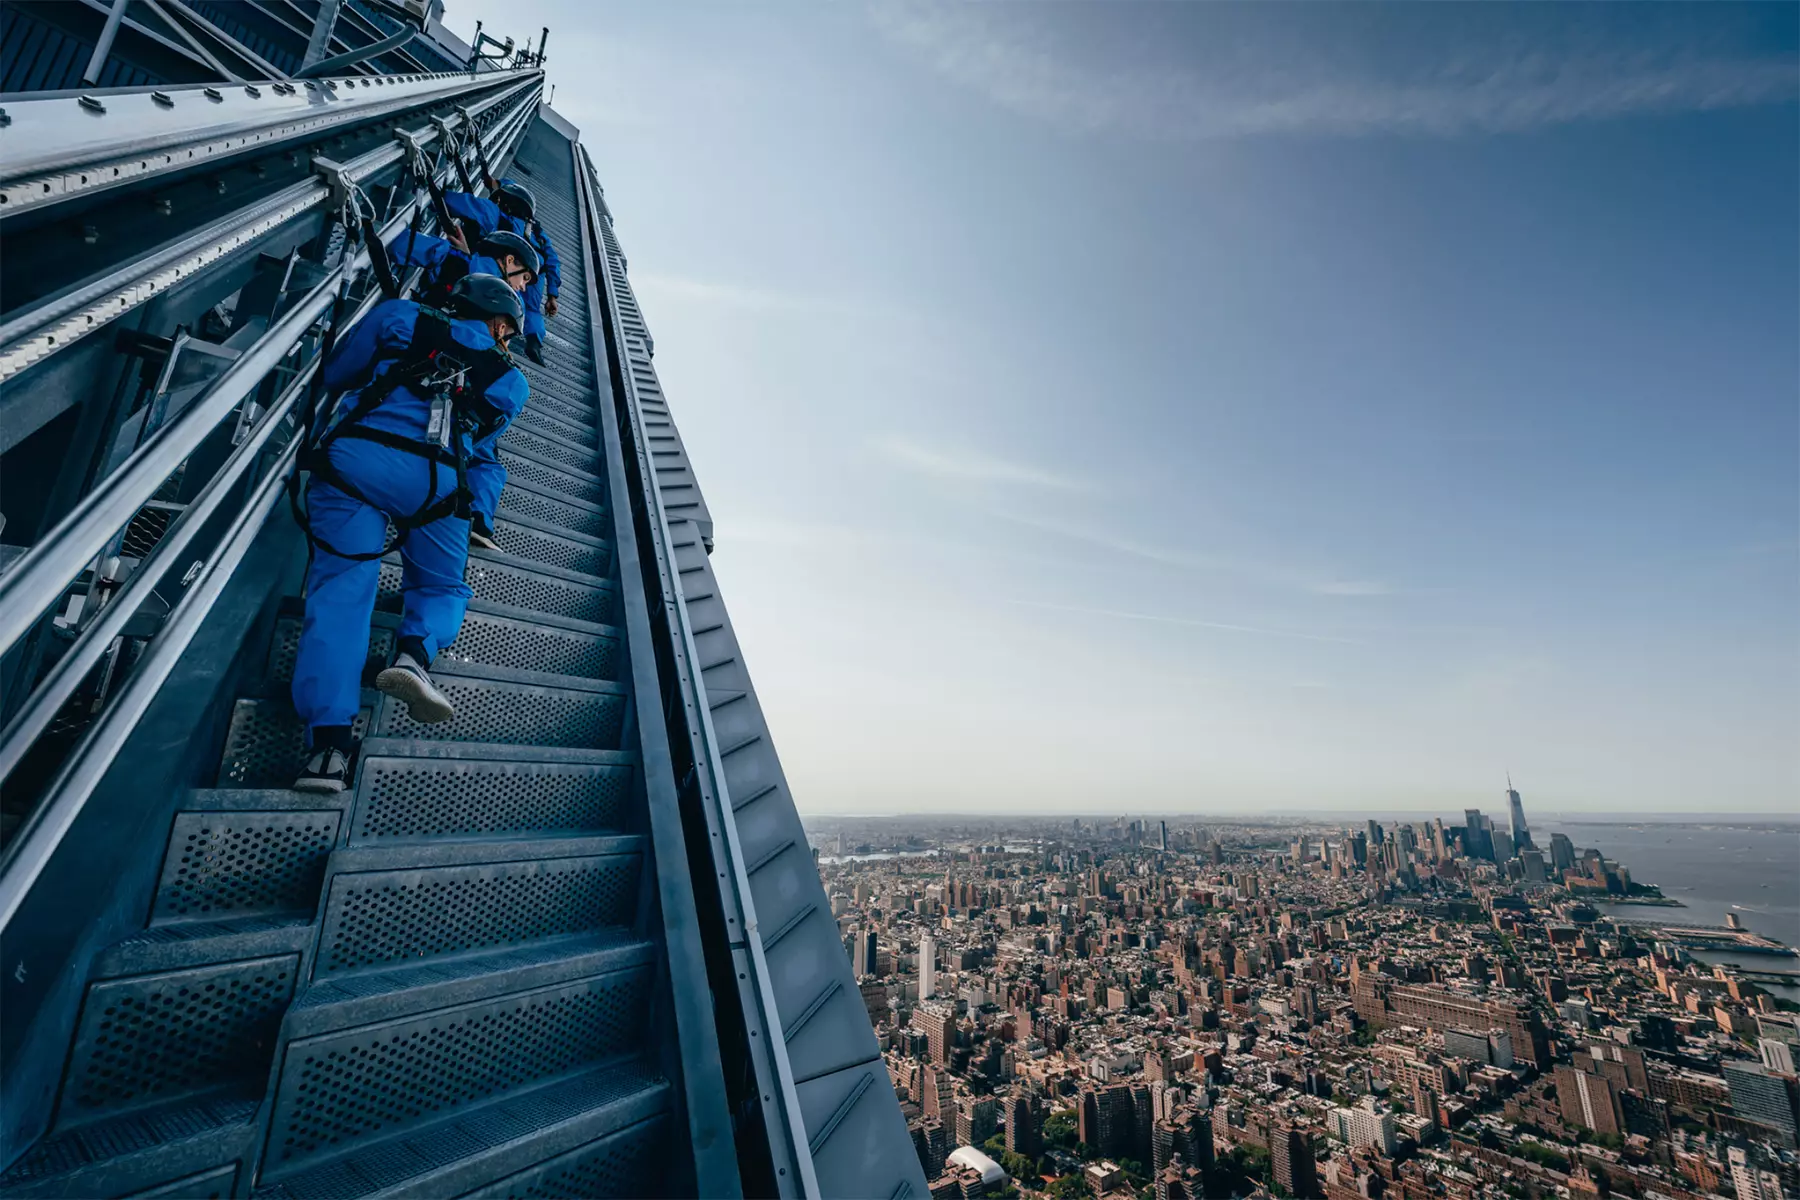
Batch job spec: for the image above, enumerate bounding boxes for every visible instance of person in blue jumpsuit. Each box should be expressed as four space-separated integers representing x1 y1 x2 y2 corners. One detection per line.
445 180 561 364
291 275 529 793
386 227 539 550
386 226 540 312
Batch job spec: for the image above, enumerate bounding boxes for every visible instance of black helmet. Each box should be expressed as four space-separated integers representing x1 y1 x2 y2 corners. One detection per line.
493 179 535 220
447 273 524 334
476 229 540 279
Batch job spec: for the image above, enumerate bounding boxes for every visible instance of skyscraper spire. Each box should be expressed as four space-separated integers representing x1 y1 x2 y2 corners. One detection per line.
1506 777 1532 851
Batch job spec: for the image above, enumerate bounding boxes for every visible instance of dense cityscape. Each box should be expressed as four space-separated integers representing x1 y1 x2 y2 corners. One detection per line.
810 791 1800 1200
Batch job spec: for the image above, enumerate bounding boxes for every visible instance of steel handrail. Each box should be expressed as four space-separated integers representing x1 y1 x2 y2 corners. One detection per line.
0 72 541 380
576 146 820 1198
0 68 540 211
0 437 299 930
0 80 539 659
0 82 539 925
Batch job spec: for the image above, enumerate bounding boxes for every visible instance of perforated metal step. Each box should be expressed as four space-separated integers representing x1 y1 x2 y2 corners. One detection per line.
218 697 375 790
0 1095 258 1200
496 449 604 504
254 1061 669 1200
487 519 611 577
311 835 644 979
368 673 627 750
349 743 637 843
54 955 297 1130
496 485 609 540
380 549 618 627
150 791 344 925
260 968 659 1180
500 425 599 475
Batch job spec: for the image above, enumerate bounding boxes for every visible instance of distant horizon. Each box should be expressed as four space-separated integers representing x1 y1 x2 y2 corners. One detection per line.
797 808 1800 826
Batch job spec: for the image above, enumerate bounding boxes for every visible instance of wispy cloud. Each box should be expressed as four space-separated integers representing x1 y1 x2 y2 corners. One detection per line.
878 436 1091 492
870 4 1799 140
1006 598 1363 645
1312 580 1393 597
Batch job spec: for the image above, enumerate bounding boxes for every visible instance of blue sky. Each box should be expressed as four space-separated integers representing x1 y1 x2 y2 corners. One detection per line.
462 2 1798 815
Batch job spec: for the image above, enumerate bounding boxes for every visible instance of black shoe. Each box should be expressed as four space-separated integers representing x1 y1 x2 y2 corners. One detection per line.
470 512 500 551
375 651 455 723
523 334 545 365
294 727 356 793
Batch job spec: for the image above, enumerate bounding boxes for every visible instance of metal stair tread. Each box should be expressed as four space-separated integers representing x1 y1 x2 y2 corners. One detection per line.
251 1060 669 1200
354 738 640 768
322 831 644 873
284 929 656 1029
426 654 626 693
497 472 608 517
384 543 611 590
0 1092 259 1196
96 914 315 976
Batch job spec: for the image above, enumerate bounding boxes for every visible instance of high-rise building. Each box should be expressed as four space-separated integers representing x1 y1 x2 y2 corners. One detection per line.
1158 820 1169 852
1730 1145 1787 1200
1506 781 1532 850
1078 1084 1136 1160
920 934 937 1000
1549 832 1576 873
1344 1095 1395 1153
1367 819 1383 847
1153 1108 1213 1176
1004 1089 1042 1159
917 1004 957 1067
1555 1065 1624 1136
1762 1038 1798 1076
1269 1119 1317 1198
1462 810 1495 861
1724 1061 1799 1145
852 928 879 977
954 1094 998 1149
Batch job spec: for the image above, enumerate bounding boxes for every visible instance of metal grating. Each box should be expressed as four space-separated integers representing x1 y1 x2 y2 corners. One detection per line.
490 523 610 577
517 391 597 432
314 852 641 975
218 700 372 789
127 1164 238 1198
501 426 598 473
380 555 616 625
371 677 625 749
498 488 608 538
352 758 633 841
266 621 394 688
498 450 603 502
470 1116 665 1199
265 972 652 1169
515 408 598 449
56 957 297 1126
440 612 618 680
120 505 178 561
152 810 342 922
0 1097 258 1188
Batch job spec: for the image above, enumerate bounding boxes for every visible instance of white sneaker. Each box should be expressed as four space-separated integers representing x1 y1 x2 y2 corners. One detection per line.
375 652 455 723
294 746 352 793
470 528 500 551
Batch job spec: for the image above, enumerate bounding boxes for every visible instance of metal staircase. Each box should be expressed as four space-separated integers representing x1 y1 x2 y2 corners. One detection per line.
0 17 924 1200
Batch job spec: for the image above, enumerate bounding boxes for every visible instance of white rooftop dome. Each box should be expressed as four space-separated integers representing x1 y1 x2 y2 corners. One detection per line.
947 1146 1007 1186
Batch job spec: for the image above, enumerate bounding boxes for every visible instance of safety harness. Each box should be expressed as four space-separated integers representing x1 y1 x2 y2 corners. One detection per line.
290 308 515 562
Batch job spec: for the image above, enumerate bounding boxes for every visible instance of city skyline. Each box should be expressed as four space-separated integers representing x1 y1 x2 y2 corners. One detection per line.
461 0 1800 816
820 794 1800 1198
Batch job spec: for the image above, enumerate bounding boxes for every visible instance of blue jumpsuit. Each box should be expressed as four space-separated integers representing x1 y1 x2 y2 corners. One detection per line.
292 299 528 738
445 184 561 340
384 232 517 527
